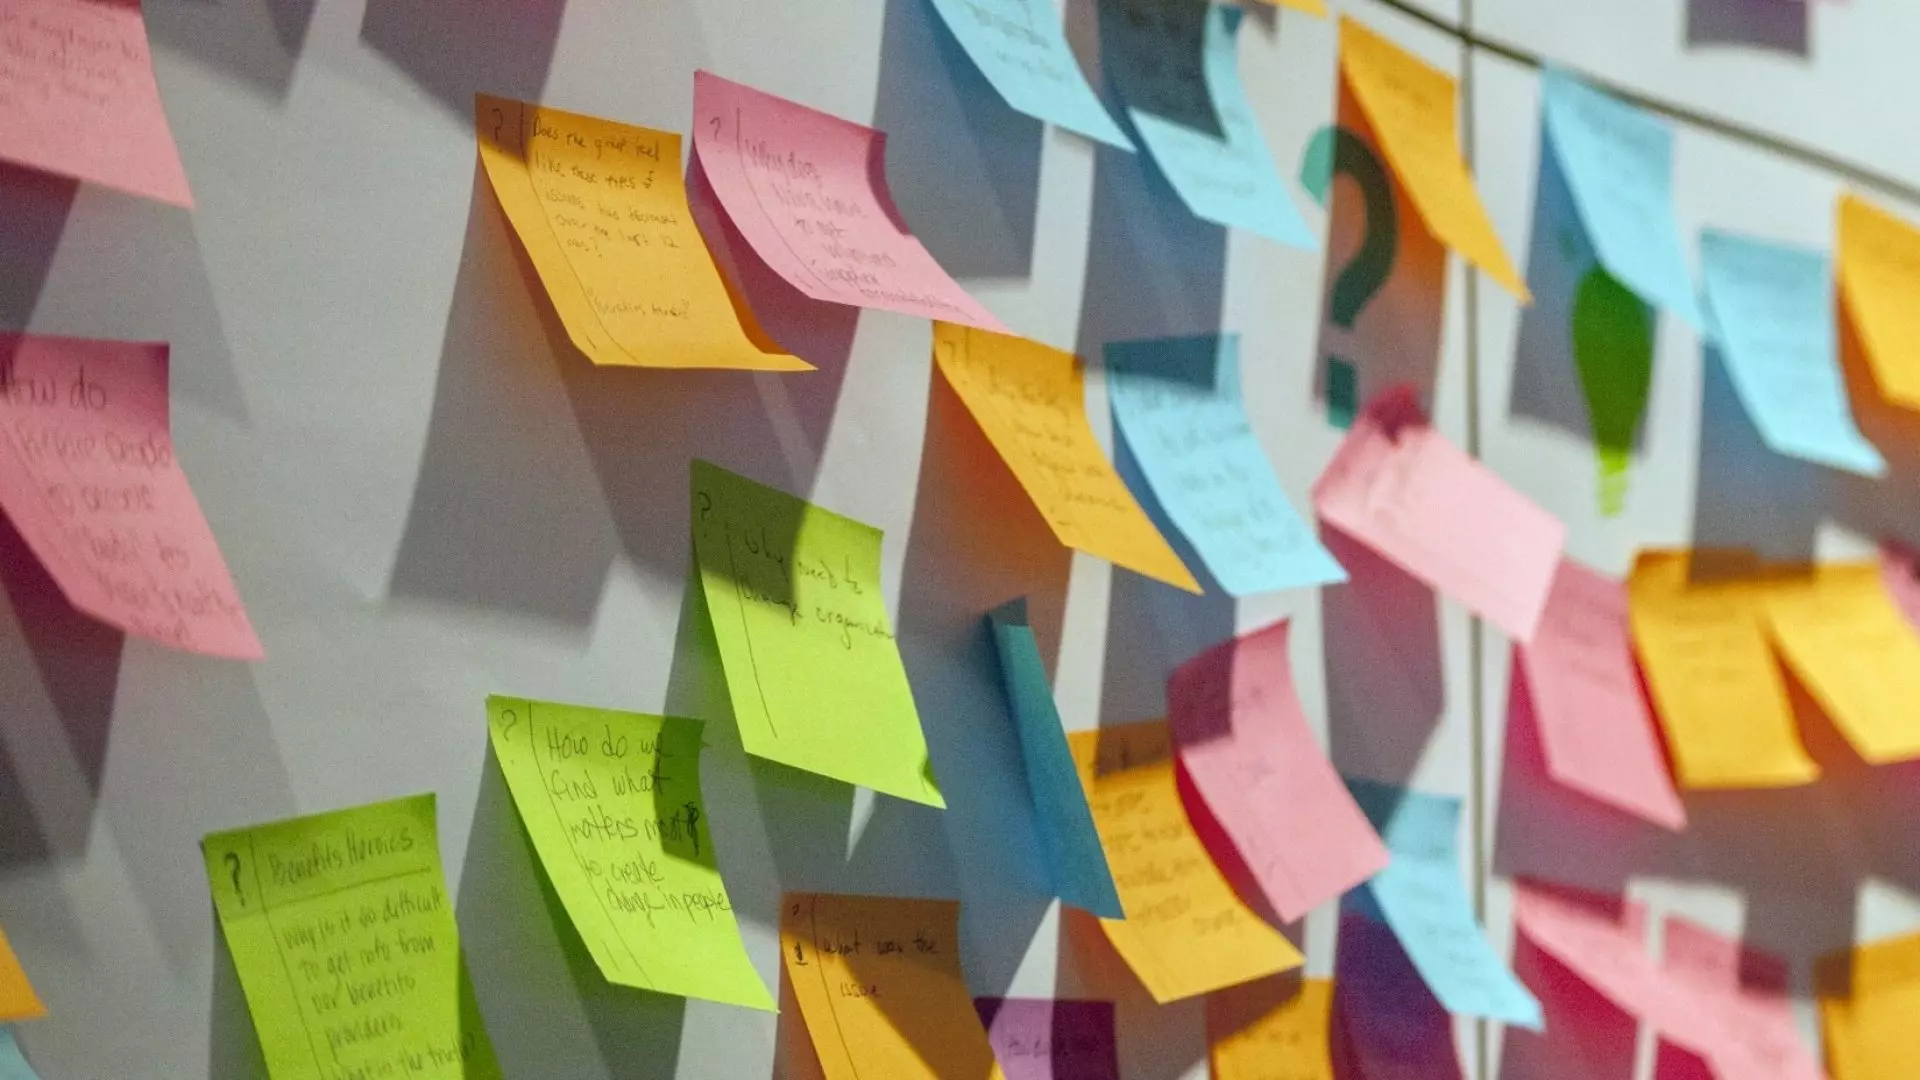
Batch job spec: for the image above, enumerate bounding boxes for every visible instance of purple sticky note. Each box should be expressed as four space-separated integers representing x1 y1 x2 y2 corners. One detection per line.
973 997 1120 1080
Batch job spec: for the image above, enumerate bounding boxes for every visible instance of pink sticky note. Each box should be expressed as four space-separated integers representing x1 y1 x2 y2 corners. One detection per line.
1513 881 1664 1020
1655 919 1826 1080
691 70 1004 331
0 0 192 206
1169 619 1388 922
1504 897 1643 1080
0 334 259 658
1516 559 1685 831
1312 386 1565 643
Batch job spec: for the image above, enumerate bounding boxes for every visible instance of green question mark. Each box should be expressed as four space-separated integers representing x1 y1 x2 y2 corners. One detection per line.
1301 125 1398 428
1571 265 1653 516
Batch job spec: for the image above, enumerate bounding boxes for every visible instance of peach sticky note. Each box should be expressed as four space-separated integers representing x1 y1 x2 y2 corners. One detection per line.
1313 386 1566 643
1838 194 1920 411
0 334 260 658
0 925 45 1023
780 892 1006 1080
1819 930 1920 1080
1169 620 1387 922
932 322 1200 592
691 71 1004 332
475 95 806 371
1337 17 1526 300
0 0 191 205
1627 550 1814 789
1207 975 1336 1080
1764 561 1920 765
1068 720 1304 1003
1517 558 1686 830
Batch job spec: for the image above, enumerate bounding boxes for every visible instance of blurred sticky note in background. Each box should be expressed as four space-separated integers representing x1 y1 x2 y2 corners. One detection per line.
690 71 1005 332
781 893 1005 1080
1512 881 1662 1020
987 602 1123 918
1658 918 1826 1080
1206 976 1336 1080
0 334 261 659
932 324 1200 592
1838 194 1920 412
1819 931 1920 1080
474 96 806 371
1879 541 1920 629
0 1030 36 1080
1105 334 1345 595
974 997 1119 1080
1169 620 1387 922
1068 721 1304 1002
690 460 943 806
925 0 1131 150
0 0 191 205
1344 780 1543 1029
484 696 772 1009
1267 0 1329 13
1337 17 1527 300
1517 558 1686 829
201 795 503 1080
0 929 42 1023
1540 68 1702 328
1700 229 1885 477
1333 912 1466 1080
1764 562 1920 764
1313 386 1566 643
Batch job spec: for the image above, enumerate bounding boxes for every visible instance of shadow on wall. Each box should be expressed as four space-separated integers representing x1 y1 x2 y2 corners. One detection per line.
1684 0 1811 57
1320 528 1444 788
360 0 565 118
1690 345 1826 562
0 164 76 330
147 0 317 103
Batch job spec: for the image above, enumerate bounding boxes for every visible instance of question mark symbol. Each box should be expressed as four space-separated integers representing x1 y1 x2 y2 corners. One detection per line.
708 116 722 142
1570 265 1653 517
1301 125 1399 428
224 851 245 907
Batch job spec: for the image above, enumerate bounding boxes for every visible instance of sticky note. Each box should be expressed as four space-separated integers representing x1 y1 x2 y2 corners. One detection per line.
1337 17 1527 300
987 601 1122 918
931 323 1199 592
690 460 942 805
1266 0 1328 14
1540 68 1702 327
1627 549 1816 788
1169 620 1386 922
1819 931 1920 1080
1700 229 1885 477
690 71 1004 332
1312 386 1566 643
0 928 42 1023
201 795 502 1080
1334 912 1466 1080
1505 891 1643 1080
1764 562 1920 764
474 95 806 372
484 695 771 1009
1206 976 1336 1080
1512 881 1662 1019
0 1030 36 1080
1879 542 1920 630
925 0 1131 150
0 334 261 659
1068 720 1302 1002
1517 558 1686 830
1838 194 1920 412
780 893 1005 1080
1658 918 1825 1080
974 997 1119 1080
0 0 191 205
1344 780 1542 1029
1105 334 1345 596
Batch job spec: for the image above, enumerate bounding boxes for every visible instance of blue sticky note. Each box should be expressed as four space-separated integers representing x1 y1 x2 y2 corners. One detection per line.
926 0 1134 150
1343 779 1544 1031
1541 68 1703 329
0 1031 38 1080
1105 334 1345 595
988 601 1124 919
1699 230 1886 478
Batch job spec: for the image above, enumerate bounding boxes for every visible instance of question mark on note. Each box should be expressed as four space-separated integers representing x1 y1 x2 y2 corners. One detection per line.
709 116 722 141
1301 125 1398 429
224 852 245 907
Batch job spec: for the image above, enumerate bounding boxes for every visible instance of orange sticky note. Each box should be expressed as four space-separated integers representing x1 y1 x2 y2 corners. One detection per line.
780 893 1005 1080
1764 561 1920 765
1627 550 1815 789
0 925 44 1022
1337 17 1527 301
1819 931 1920 1080
1268 0 1328 14
475 95 806 371
1207 975 1336 1079
1838 194 1920 411
1068 720 1303 1002
932 323 1200 592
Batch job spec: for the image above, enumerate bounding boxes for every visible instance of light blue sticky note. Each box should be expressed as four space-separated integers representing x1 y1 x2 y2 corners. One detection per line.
1343 779 1544 1031
1105 334 1345 595
1542 68 1703 329
0 1031 39 1080
1699 230 1886 478
926 0 1134 150
988 601 1124 919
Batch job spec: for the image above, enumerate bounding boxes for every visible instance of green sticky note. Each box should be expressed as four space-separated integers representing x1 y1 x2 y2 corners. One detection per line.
690 460 943 807
485 695 773 1010
201 794 502 1080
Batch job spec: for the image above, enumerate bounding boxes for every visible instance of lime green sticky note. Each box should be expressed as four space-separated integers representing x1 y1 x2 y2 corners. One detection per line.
200 794 502 1080
690 460 944 807
484 695 773 1010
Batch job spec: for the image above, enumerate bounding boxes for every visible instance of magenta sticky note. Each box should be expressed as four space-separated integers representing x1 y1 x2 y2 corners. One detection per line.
1312 386 1566 643
0 334 259 658
1507 883 1650 1080
973 997 1119 1080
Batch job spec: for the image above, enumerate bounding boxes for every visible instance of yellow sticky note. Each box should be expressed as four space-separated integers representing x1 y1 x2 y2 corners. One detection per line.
1627 550 1816 789
1337 18 1528 301
1838 194 1920 411
780 892 1006 1080
0 925 44 1023
1819 931 1920 1079
475 94 807 371
931 323 1201 593
1208 975 1335 1080
484 696 772 1009
690 460 944 807
1068 720 1303 1002
1263 0 1328 14
201 795 502 1080
1764 563 1920 765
